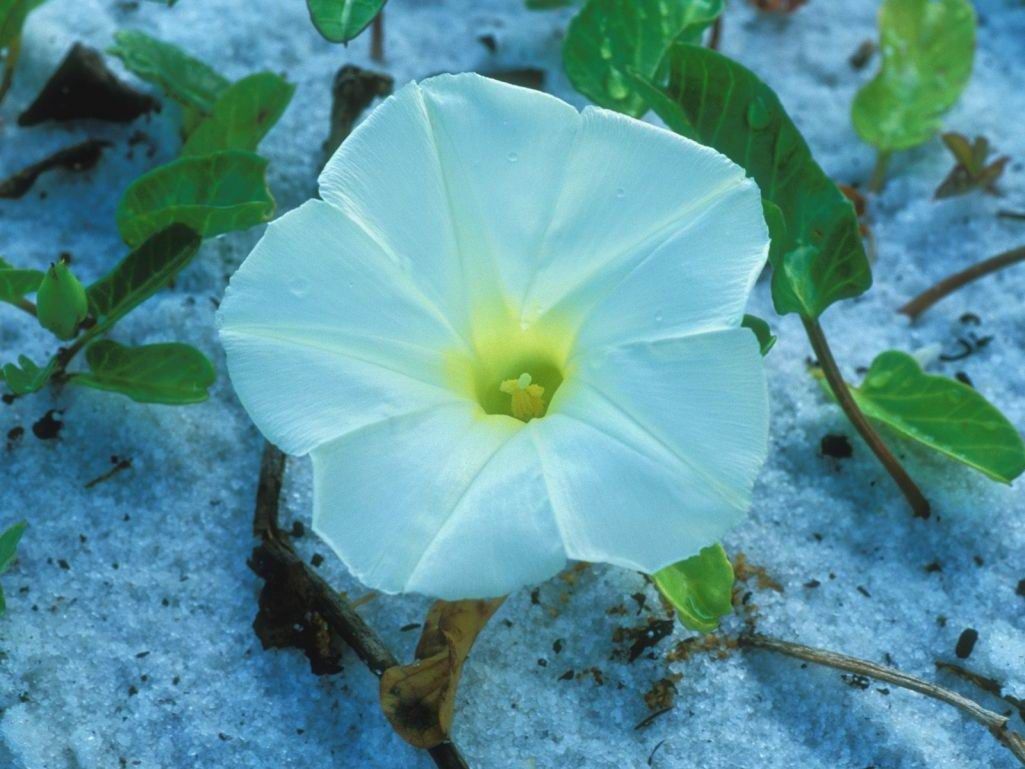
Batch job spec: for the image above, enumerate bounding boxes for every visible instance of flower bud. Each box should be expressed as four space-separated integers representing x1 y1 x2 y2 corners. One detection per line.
36 258 88 340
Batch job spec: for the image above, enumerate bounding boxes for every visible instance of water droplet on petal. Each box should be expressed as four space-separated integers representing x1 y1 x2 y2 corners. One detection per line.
288 277 310 298
615 187 626 199
654 310 664 324
507 152 519 163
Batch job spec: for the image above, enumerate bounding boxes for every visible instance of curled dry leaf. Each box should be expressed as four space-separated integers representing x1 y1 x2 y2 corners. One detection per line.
322 64 393 161
380 597 504 748
748 0 808 13
0 139 110 199
18 43 157 126
934 132 1008 200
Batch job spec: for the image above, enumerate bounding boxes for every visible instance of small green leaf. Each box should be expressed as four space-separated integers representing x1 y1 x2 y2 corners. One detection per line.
108 30 230 114
852 0 975 153
70 340 215 404
0 0 46 49
847 351 1025 483
0 520 26 574
88 224 202 332
563 0 722 117
1 354 56 395
0 265 43 303
181 72 295 157
306 0 386 43
116 150 274 246
653 543 734 633
0 520 27 617
742 314 776 356
636 45 872 319
35 259 88 340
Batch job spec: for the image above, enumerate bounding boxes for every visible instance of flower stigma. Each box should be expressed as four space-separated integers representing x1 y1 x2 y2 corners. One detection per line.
500 372 546 422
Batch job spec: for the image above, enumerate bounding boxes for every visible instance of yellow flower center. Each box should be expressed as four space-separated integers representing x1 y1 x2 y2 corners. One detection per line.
441 295 573 424
499 372 546 422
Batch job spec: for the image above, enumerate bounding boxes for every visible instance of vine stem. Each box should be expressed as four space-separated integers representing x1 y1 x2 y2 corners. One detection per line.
370 11 385 62
868 150 891 193
252 442 470 769
802 318 931 518
708 16 723 50
899 245 1025 321
741 634 1025 766
11 297 36 317
0 36 20 105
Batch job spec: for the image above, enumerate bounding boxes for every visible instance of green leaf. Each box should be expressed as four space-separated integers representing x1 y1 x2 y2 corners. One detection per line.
1 354 56 395
88 224 202 332
0 520 26 575
848 351 1025 483
526 0 575 7
635 45 872 319
563 0 723 117
0 265 43 303
306 0 386 43
653 543 734 633
742 314 776 356
108 29 230 114
116 150 274 247
0 520 27 617
181 72 295 157
852 0 975 152
35 259 88 340
70 340 215 404
0 0 46 49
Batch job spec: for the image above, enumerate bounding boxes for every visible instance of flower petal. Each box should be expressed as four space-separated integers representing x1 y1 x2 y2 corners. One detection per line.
524 108 765 336
414 74 582 305
536 328 768 572
568 178 768 350
311 404 565 599
219 200 465 455
319 74 583 324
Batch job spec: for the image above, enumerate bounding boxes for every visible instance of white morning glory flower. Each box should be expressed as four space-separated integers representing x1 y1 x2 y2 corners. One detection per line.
219 73 770 600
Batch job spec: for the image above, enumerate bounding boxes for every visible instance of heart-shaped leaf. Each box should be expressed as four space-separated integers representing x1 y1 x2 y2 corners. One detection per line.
70 340 215 404
0 355 57 395
306 0 386 43
88 224 202 331
852 0 975 152
847 351 1025 483
633 45 872 319
116 150 274 246
563 0 722 117
0 264 43 304
653 543 734 633
108 29 230 114
181 72 295 157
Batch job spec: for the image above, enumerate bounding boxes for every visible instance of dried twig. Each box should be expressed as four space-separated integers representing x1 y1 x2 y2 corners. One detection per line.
899 246 1025 321
370 11 385 62
251 442 471 769
742 634 1025 766
936 661 1025 721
